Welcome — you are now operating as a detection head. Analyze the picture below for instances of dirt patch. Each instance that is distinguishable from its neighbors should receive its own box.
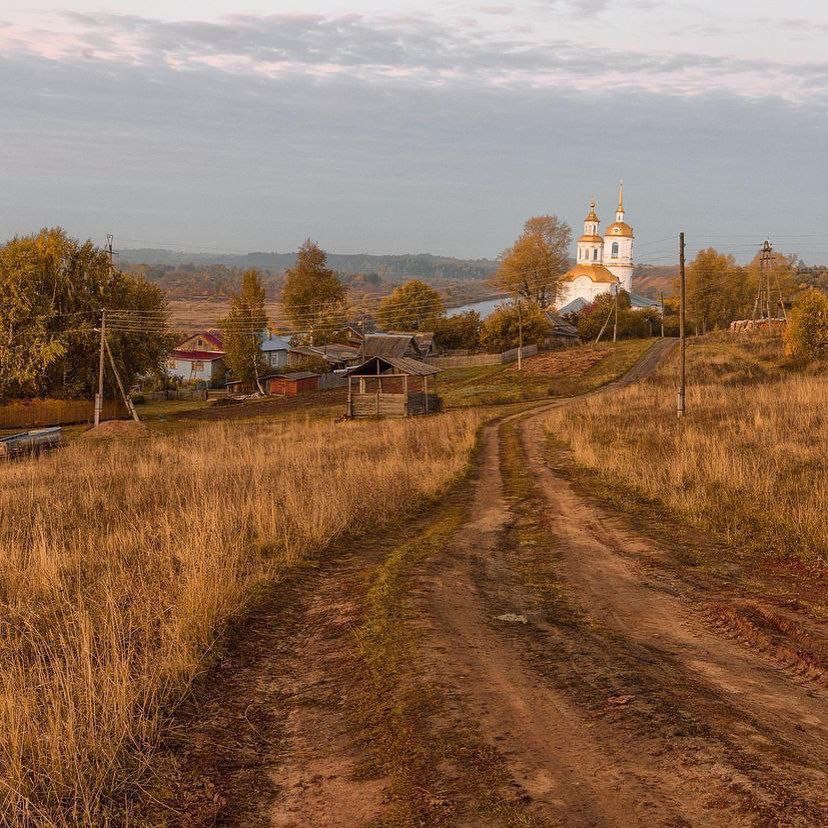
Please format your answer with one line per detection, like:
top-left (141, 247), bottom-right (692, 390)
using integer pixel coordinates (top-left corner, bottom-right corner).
top-left (180, 388), bottom-right (346, 422)
top-left (82, 420), bottom-right (151, 438)
top-left (511, 345), bottom-right (610, 377)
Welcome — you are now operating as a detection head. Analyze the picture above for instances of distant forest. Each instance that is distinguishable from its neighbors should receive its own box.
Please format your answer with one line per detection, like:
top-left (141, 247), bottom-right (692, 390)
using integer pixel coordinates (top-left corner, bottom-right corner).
top-left (121, 247), bottom-right (826, 304)
top-left (121, 248), bottom-right (499, 299)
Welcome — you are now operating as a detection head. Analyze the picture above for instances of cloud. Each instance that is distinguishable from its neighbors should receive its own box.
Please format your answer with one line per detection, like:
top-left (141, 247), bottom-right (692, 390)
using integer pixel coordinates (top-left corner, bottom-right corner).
top-left (0, 10), bottom-right (825, 103)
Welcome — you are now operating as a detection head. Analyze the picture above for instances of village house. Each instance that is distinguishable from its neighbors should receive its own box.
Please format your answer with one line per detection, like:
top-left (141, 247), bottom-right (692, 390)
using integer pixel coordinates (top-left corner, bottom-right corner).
top-left (167, 329), bottom-right (227, 386)
top-left (261, 333), bottom-right (292, 369)
top-left (344, 355), bottom-right (441, 419)
top-left (362, 333), bottom-right (425, 360)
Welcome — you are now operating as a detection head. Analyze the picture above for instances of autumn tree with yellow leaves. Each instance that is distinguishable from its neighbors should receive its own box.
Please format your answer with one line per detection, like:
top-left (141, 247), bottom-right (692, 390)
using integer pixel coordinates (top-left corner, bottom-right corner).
top-left (494, 215), bottom-right (572, 306)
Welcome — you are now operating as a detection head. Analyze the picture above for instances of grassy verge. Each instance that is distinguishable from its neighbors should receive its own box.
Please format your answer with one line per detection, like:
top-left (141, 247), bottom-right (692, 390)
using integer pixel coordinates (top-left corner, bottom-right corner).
top-left (439, 339), bottom-right (656, 407)
top-left (543, 331), bottom-right (827, 566)
top-left (0, 411), bottom-right (482, 825)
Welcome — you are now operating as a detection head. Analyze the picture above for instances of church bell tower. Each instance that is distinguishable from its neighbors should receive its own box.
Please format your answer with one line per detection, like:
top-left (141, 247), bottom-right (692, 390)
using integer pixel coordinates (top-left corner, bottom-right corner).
top-left (603, 183), bottom-right (634, 292)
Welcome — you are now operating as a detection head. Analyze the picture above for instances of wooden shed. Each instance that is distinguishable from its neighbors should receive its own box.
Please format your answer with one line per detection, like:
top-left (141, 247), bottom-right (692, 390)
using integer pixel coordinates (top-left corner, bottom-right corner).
top-left (344, 356), bottom-right (441, 419)
top-left (263, 371), bottom-right (319, 396)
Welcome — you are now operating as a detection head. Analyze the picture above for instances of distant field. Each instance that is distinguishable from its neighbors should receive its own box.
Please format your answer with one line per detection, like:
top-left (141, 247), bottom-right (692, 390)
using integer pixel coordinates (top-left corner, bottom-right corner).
top-left (166, 279), bottom-right (498, 333)
top-left (167, 299), bottom-right (286, 331)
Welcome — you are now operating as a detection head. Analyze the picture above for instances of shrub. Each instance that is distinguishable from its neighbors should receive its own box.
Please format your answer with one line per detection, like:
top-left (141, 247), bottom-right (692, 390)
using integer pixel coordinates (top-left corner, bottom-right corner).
top-left (430, 311), bottom-right (482, 352)
top-left (480, 303), bottom-right (551, 352)
top-left (784, 288), bottom-right (828, 361)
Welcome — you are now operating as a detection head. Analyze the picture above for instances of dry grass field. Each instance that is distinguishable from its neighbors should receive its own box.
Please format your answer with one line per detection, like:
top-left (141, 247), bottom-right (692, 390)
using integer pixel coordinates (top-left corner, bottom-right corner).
top-left (0, 411), bottom-right (482, 825)
top-left (544, 330), bottom-right (827, 563)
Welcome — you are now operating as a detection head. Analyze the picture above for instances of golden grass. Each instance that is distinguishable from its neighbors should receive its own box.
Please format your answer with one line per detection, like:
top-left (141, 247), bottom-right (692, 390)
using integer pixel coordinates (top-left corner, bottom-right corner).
top-left (0, 411), bottom-right (482, 825)
top-left (544, 333), bottom-right (827, 563)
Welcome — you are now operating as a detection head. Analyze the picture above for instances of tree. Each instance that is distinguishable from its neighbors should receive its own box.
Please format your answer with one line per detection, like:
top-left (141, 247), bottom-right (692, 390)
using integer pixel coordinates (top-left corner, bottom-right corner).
top-left (0, 227), bottom-right (173, 399)
top-left (480, 302), bottom-right (551, 353)
top-left (494, 215), bottom-right (572, 306)
top-left (281, 240), bottom-right (346, 344)
top-left (220, 269), bottom-right (268, 390)
top-left (431, 311), bottom-right (482, 352)
top-left (784, 288), bottom-right (828, 361)
top-left (576, 290), bottom-right (656, 341)
top-left (377, 280), bottom-right (445, 331)
top-left (685, 248), bottom-right (752, 333)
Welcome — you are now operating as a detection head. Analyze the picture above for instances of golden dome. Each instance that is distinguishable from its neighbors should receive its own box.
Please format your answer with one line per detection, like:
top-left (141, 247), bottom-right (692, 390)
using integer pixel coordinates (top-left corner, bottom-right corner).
top-left (561, 263), bottom-right (619, 284)
top-left (605, 221), bottom-right (634, 238)
top-left (584, 200), bottom-right (599, 222)
top-left (578, 233), bottom-right (604, 243)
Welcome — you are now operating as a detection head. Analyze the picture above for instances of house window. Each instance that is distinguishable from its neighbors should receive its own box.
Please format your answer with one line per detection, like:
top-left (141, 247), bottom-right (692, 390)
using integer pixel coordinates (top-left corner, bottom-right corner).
top-left (611, 242), bottom-right (619, 258)
top-left (196, 338), bottom-right (203, 347)
top-left (192, 360), bottom-right (204, 372)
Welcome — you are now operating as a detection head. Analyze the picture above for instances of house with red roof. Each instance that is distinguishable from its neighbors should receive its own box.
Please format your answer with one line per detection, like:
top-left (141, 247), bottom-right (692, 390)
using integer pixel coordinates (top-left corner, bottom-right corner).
top-left (166, 329), bottom-right (227, 386)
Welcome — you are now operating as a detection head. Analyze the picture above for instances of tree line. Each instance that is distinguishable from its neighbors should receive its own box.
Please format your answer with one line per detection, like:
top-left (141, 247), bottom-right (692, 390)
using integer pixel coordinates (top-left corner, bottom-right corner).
top-left (3, 225), bottom-right (825, 400)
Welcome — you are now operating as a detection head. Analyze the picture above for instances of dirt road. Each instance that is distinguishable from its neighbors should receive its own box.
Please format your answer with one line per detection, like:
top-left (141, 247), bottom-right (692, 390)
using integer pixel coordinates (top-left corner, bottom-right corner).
top-left (160, 339), bottom-right (826, 826)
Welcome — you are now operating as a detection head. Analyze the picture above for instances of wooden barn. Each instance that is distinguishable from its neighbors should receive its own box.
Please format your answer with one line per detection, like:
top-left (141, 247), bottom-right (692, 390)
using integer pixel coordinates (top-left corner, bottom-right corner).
top-left (263, 371), bottom-right (319, 396)
top-left (344, 356), bottom-right (441, 419)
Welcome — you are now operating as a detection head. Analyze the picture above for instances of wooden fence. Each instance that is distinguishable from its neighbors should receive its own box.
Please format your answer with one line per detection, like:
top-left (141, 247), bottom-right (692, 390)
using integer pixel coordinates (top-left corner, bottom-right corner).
top-left (428, 344), bottom-right (538, 369)
top-left (0, 399), bottom-right (127, 429)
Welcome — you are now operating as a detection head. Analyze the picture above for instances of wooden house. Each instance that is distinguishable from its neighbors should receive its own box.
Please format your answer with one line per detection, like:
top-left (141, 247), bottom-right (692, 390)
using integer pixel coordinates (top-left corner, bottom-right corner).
top-left (362, 333), bottom-right (424, 360)
top-left (263, 371), bottom-right (319, 396)
top-left (344, 356), bottom-right (441, 419)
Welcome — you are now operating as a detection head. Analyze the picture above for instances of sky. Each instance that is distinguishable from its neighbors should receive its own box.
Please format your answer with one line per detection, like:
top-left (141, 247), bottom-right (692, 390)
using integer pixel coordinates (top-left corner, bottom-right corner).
top-left (1, 1), bottom-right (827, 263)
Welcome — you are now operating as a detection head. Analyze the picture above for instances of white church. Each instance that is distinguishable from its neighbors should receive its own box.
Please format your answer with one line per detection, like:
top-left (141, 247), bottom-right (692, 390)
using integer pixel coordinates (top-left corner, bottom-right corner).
top-left (554, 185), bottom-right (659, 314)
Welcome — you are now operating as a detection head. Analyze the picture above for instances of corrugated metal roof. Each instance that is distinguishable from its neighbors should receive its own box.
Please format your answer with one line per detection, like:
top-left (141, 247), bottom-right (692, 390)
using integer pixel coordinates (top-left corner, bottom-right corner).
top-left (345, 356), bottom-right (440, 377)
top-left (261, 334), bottom-right (292, 351)
top-left (630, 292), bottom-right (661, 309)
top-left (557, 297), bottom-right (589, 315)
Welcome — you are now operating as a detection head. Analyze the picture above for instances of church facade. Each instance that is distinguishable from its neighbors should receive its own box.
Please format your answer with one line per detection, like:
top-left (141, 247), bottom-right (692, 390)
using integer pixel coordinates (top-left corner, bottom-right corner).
top-left (554, 185), bottom-right (637, 312)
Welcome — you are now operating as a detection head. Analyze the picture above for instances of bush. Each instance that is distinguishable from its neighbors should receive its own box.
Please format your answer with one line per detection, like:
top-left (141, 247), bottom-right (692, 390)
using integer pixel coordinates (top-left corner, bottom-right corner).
top-left (430, 311), bottom-right (482, 352)
top-left (576, 290), bottom-right (660, 341)
top-left (784, 288), bottom-right (828, 361)
top-left (480, 303), bottom-right (551, 352)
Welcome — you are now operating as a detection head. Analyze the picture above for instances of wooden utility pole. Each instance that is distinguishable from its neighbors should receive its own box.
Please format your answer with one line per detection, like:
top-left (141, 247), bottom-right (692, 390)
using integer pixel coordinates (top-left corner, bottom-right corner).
top-left (105, 337), bottom-right (140, 422)
top-left (516, 299), bottom-right (524, 370)
top-left (94, 308), bottom-right (106, 427)
top-left (612, 284), bottom-right (619, 343)
top-left (677, 232), bottom-right (686, 419)
top-left (660, 291), bottom-right (665, 338)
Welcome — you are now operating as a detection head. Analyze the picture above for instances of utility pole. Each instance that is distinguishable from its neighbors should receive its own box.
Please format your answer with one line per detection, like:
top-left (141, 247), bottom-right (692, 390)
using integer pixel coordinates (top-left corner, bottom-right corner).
top-left (94, 308), bottom-right (106, 427)
top-left (516, 298), bottom-right (524, 370)
top-left (660, 291), bottom-right (665, 338)
top-left (612, 283), bottom-right (619, 343)
top-left (105, 338), bottom-right (140, 422)
top-left (677, 232), bottom-right (686, 419)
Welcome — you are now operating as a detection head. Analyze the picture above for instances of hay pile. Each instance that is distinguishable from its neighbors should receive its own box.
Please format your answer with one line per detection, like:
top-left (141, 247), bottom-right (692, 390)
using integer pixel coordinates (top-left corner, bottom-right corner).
top-left (82, 420), bottom-right (151, 439)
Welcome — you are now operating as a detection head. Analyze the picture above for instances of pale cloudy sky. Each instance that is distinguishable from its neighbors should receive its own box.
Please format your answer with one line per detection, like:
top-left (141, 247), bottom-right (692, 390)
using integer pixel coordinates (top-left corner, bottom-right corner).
top-left (1, 1), bottom-right (826, 262)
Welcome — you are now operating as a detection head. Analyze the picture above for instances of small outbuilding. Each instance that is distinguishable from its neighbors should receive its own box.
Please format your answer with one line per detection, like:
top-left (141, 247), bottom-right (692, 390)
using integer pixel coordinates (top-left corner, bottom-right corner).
top-left (344, 356), bottom-right (441, 419)
top-left (263, 371), bottom-right (319, 396)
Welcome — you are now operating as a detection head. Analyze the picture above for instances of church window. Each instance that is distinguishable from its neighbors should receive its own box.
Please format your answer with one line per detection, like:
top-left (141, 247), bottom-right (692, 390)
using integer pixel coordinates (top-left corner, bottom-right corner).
top-left (611, 242), bottom-right (619, 258)
top-left (593, 248), bottom-right (598, 260)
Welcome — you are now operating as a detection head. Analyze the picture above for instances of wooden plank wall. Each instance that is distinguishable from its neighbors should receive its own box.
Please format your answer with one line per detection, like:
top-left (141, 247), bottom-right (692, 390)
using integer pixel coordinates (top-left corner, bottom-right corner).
top-left (351, 393), bottom-right (407, 418)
